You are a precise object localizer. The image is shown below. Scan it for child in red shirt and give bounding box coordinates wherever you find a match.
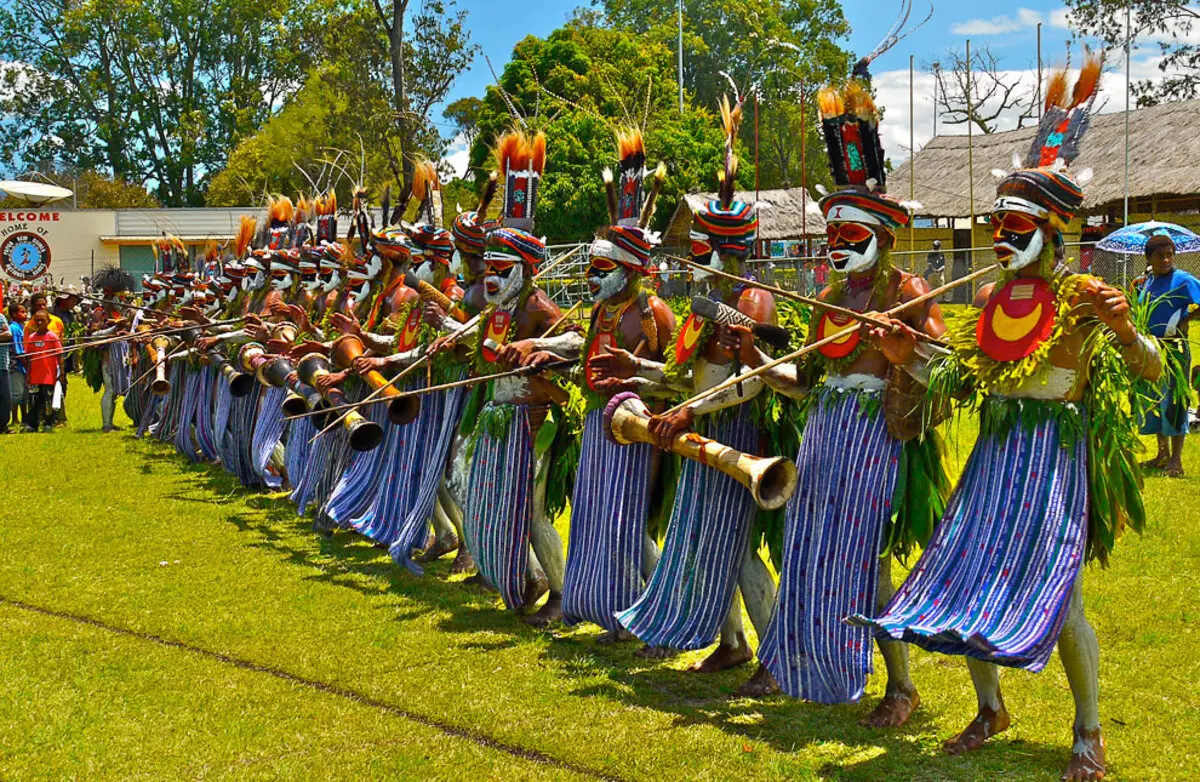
[23,310,61,432]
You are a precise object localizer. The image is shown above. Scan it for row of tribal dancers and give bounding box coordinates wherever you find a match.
[88,67,1162,781]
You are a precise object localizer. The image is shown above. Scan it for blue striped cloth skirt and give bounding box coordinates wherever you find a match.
[221,387,262,488]
[616,407,759,650]
[193,367,221,461]
[325,399,392,531]
[850,401,1088,672]
[391,377,469,573]
[173,366,203,460]
[463,403,534,610]
[251,386,287,489]
[758,389,902,703]
[290,417,328,515]
[107,342,131,396]
[285,416,315,499]
[561,409,654,631]
[154,361,188,443]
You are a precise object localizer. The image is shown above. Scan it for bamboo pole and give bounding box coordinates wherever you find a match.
[659,263,1000,417]
[22,317,243,362]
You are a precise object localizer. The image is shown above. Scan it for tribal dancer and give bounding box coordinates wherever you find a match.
[83,266,137,433]
[594,99,779,671]
[458,129,583,625]
[851,55,1164,781]
[728,60,948,710]
[532,129,675,640]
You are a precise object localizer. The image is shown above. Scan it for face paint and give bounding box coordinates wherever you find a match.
[449,249,464,278]
[414,260,437,286]
[321,270,342,293]
[270,272,293,291]
[364,253,383,279]
[991,211,1045,270]
[484,263,524,306]
[588,264,628,303]
[826,221,881,273]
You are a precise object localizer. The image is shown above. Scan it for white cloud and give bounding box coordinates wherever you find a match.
[950,7,1047,36]
[875,39,1175,165]
[441,133,470,179]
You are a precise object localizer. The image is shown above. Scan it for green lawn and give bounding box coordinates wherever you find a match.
[0,383,1197,780]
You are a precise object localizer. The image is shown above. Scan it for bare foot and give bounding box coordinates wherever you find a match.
[943,704,1011,755]
[523,594,563,628]
[634,644,678,659]
[521,573,549,609]
[416,534,459,563]
[1140,455,1169,470]
[861,687,921,728]
[689,634,753,673]
[734,665,780,697]
[464,572,496,592]
[449,547,476,575]
[1164,463,1185,479]
[596,628,637,645]
[1063,726,1106,781]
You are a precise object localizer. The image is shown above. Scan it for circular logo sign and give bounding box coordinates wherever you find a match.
[1,232,51,281]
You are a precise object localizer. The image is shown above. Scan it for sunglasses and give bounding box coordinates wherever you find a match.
[826,222,876,245]
[990,211,1041,235]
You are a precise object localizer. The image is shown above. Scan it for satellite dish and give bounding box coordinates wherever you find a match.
[0,180,73,205]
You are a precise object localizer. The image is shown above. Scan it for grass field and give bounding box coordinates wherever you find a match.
[1,382,1197,780]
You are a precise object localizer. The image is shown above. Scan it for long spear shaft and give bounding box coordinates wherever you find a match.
[669,254,947,345]
[127,343,190,389]
[22,318,243,362]
[660,264,999,417]
[307,248,583,443]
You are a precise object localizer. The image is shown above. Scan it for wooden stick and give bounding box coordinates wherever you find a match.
[128,343,190,389]
[307,249,584,443]
[660,264,1000,417]
[22,318,243,362]
[670,254,946,345]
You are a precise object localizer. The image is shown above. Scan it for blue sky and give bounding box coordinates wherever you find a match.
[438,1,1184,171]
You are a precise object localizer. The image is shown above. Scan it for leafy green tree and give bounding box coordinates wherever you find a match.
[443,97,485,148]
[0,0,325,206]
[1065,0,1200,105]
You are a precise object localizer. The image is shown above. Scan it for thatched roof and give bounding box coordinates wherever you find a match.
[663,188,826,247]
[889,98,1200,218]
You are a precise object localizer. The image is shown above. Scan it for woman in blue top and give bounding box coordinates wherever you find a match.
[1138,233,1200,477]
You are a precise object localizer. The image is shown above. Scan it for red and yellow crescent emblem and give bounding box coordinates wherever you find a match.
[481,310,512,363]
[816,312,861,359]
[977,277,1056,361]
[585,332,615,391]
[396,306,422,353]
[673,313,706,366]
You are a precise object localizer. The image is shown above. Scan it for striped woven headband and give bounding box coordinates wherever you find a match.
[452,211,487,253]
[415,226,455,264]
[485,226,546,269]
[818,191,911,229]
[995,169,1082,227]
[692,200,758,238]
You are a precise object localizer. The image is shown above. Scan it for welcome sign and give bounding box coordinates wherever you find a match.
[0,211,59,281]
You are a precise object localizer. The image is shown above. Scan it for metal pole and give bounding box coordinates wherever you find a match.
[1124,1,1131,229]
[800,82,807,256]
[909,54,916,269]
[932,63,939,137]
[754,93,760,203]
[967,39,975,292]
[678,0,684,114]
[1037,23,1043,119]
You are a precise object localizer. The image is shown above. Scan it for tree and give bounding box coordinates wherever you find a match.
[443,97,484,148]
[595,0,850,190]
[1065,0,1200,106]
[0,0,324,206]
[368,0,478,192]
[930,43,1037,134]
[469,17,732,242]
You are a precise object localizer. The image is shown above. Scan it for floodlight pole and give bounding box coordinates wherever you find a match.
[909,54,916,269]
[678,0,685,114]
[967,39,976,287]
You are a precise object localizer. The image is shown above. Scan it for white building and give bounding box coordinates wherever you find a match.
[0,207,355,290]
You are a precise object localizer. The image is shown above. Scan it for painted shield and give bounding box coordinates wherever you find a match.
[816,311,861,359]
[585,332,615,392]
[977,277,1056,362]
[396,306,423,353]
[673,313,706,366]
[481,309,512,363]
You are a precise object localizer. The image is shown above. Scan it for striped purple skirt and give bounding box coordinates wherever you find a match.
[251,386,287,489]
[561,408,654,631]
[107,342,131,396]
[194,367,221,461]
[616,407,759,650]
[391,378,468,574]
[173,366,204,460]
[325,400,391,528]
[850,401,1088,672]
[758,389,901,703]
[462,403,534,611]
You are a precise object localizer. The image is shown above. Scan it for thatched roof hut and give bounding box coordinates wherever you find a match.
[889,98,1200,219]
[663,188,826,248]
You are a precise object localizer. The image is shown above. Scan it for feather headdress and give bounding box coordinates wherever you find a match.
[235,216,256,260]
[412,159,444,228]
[717,95,743,208]
[315,191,338,245]
[496,129,546,231]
